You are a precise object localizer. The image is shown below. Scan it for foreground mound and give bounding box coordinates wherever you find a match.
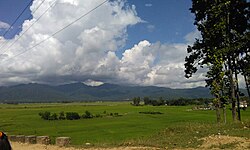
[199,135,250,149]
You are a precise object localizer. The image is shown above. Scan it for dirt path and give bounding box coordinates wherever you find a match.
[11,135,250,150]
[11,142,159,150]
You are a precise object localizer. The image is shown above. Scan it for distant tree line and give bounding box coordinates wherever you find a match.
[166,98,212,106]
[39,110,121,120]
[131,96,213,106]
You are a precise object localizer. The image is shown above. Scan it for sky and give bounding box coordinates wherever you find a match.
[0,0,206,88]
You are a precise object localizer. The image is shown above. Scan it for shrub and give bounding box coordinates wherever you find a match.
[39,111,51,120]
[66,112,80,120]
[132,97,141,106]
[50,113,58,120]
[95,114,102,118]
[139,111,163,115]
[82,110,93,119]
[59,111,66,120]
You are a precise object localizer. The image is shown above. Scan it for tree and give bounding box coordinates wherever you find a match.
[185,0,249,122]
[59,111,66,120]
[143,97,150,105]
[82,110,93,119]
[50,113,58,120]
[66,112,80,120]
[39,111,51,120]
[132,97,141,106]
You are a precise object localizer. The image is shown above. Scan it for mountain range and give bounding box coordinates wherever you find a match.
[0,83,215,103]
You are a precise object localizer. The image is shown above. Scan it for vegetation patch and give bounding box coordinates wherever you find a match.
[139,111,163,115]
[39,110,122,120]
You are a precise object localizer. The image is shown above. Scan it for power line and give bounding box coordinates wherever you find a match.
[2,0,109,63]
[0,0,55,55]
[30,0,47,16]
[0,0,33,42]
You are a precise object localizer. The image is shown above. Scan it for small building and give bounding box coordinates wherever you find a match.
[240,100,248,108]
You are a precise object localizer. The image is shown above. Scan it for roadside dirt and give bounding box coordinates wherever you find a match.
[11,143,159,150]
[198,135,250,150]
[11,135,250,150]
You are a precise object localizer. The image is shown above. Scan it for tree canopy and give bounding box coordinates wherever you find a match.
[185,0,249,122]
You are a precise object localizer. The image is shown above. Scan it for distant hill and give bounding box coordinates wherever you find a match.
[0,83,216,103]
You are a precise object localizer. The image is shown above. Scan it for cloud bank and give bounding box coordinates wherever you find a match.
[0,0,205,88]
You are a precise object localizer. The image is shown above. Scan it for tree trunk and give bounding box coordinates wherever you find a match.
[215,97,221,124]
[226,9,236,122]
[234,59,241,121]
[223,107,226,124]
[229,68,237,121]
[227,54,236,121]
[216,106,221,124]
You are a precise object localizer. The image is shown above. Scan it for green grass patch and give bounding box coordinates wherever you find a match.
[125,121,250,149]
[0,102,249,148]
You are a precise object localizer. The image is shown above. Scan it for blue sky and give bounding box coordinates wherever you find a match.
[127,0,194,43]
[0,0,195,45]
[0,0,33,39]
[0,0,205,88]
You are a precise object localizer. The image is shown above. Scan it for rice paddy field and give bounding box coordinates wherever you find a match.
[0,102,249,149]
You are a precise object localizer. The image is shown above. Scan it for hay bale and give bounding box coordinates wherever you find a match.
[37,136,51,145]
[16,135,25,143]
[8,135,17,142]
[25,135,36,144]
[56,137,71,147]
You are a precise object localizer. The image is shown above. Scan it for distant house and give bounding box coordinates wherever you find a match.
[240,101,248,108]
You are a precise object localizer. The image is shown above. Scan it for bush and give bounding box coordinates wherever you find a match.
[82,110,93,119]
[50,113,58,120]
[139,111,163,115]
[95,114,102,118]
[39,111,51,120]
[132,97,141,106]
[66,112,80,120]
[39,110,122,121]
[59,111,66,120]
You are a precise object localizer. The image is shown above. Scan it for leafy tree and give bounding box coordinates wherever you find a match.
[143,97,150,105]
[66,112,80,120]
[185,0,249,122]
[59,111,66,120]
[82,110,93,119]
[50,113,58,120]
[38,111,51,120]
[132,97,141,106]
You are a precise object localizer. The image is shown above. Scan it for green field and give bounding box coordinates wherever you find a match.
[0,102,249,148]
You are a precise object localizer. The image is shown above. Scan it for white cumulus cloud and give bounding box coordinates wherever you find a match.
[0,0,141,85]
[0,0,206,88]
[117,40,206,88]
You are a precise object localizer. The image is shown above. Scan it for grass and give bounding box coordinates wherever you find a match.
[0,102,249,148]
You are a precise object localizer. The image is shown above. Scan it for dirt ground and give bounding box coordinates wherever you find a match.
[11,135,250,150]
[198,135,250,150]
[11,143,159,150]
